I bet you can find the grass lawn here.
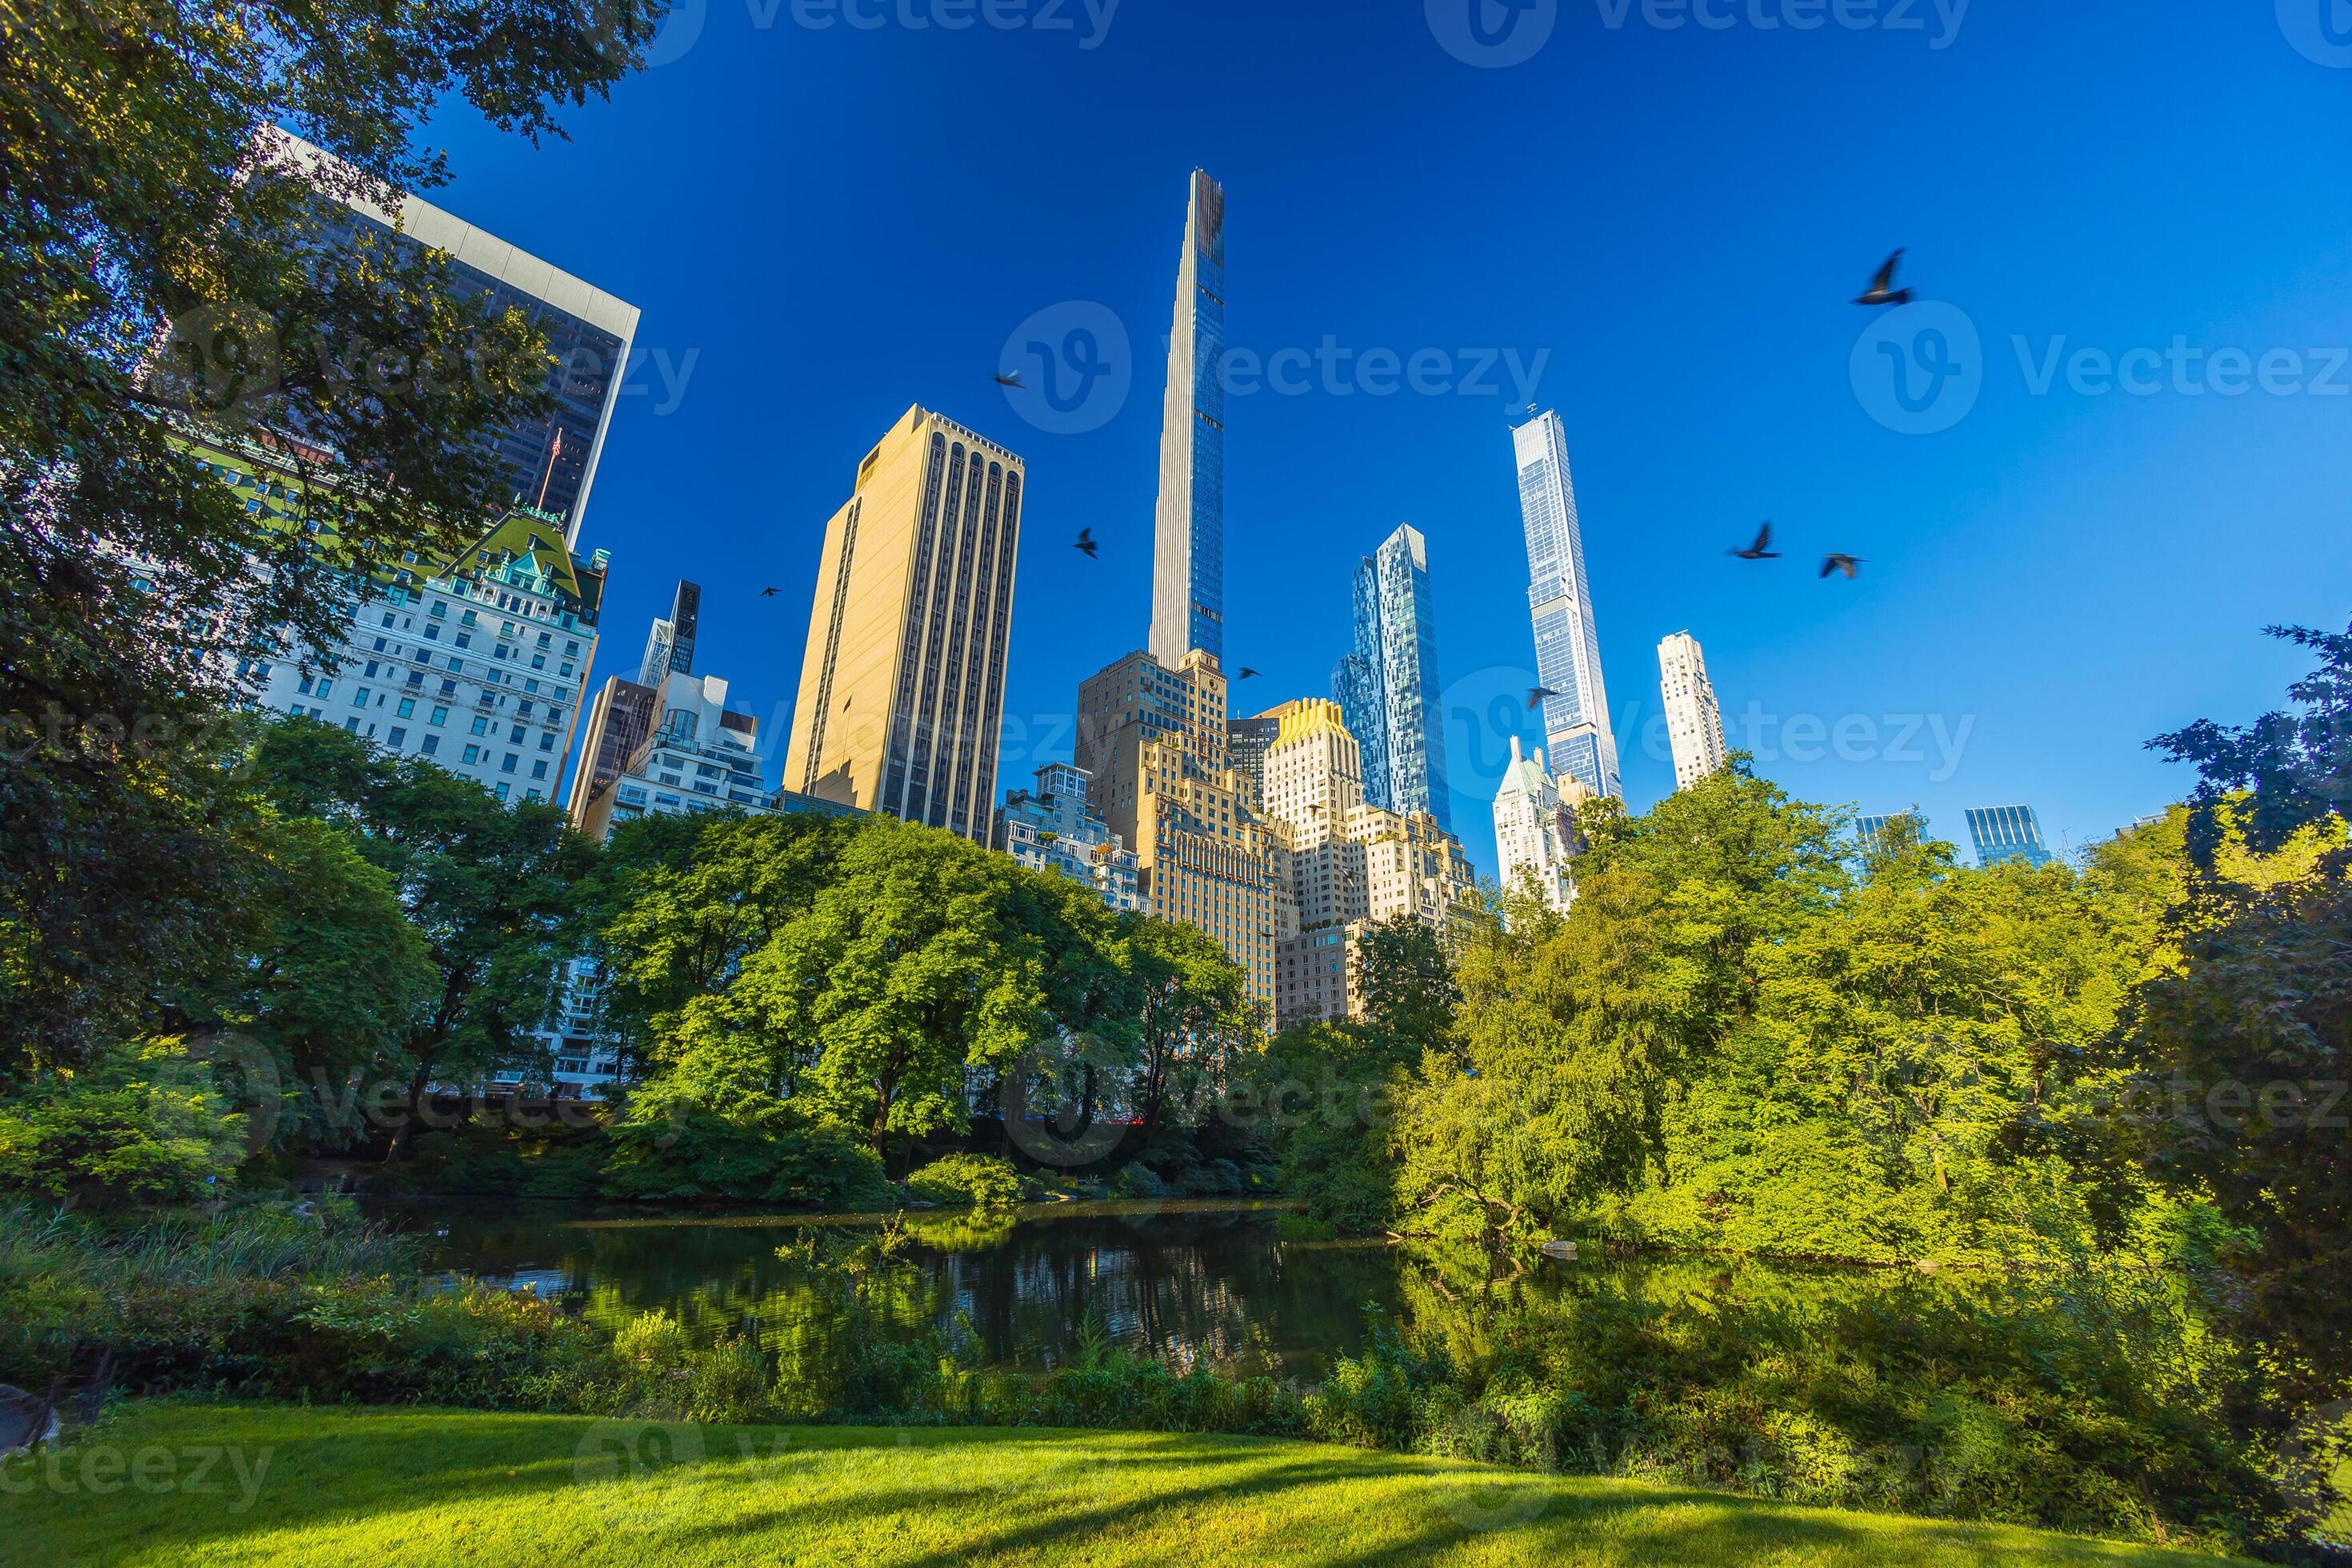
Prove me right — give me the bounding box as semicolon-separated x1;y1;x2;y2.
0;1402;2238;1566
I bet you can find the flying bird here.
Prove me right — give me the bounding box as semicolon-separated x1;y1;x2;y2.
760;586;781;598
1528;686;1559;710
1074;528;1098;558
994;370;1025;389
1729;522;1781;561
1820;554;1866;580
1854;249;1914;308
1237;668;1262;680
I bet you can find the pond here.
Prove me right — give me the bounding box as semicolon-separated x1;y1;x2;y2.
378;1198;1407;1378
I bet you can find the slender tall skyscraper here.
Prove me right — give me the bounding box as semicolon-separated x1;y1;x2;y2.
1658;630;1726;790
1332;524;1451;831
1510;409;1619;800
1966;805;2054;869
1149;170;1227;668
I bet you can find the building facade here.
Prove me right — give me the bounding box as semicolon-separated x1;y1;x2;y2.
1226;710;1282;809
1658;630;1727;791
1074;648;1281;1012
571;667;770;841
1967;805;2054;868
782;406;1023;842
1492;734;1590;918
202;431;604;806
1149;170;1228;670
995;763;1145;914
1510;409;1620;801
1332;524;1452;831
265;131;639;546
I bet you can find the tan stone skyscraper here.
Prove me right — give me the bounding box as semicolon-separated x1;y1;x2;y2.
782;406;1023;842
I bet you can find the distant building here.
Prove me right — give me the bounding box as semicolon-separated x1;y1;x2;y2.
1149;170;1228;670
1226;710;1282;809
1854;814;1897;852
1332;523;1452;831
1967;805;2054;868
1075;648;1282;1011
1277;922;1362;1033
1510;408;1620;800
640;580;702;684
1492;734;1592;918
781;406;1024;842
1657;631;1726;791
570;659;770;842
995;762;1144;914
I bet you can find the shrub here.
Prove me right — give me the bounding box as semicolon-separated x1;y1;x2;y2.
600;1089;888;1209
905;1154;1026;1210
0;1041;247;1208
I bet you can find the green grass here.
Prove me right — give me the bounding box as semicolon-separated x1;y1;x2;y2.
0;1403;2236;1566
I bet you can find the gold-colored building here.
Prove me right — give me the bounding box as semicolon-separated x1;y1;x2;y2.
1074;648;1282;1013
782;406;1024;842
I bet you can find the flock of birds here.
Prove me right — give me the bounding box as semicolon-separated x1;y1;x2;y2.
757;250;1920;709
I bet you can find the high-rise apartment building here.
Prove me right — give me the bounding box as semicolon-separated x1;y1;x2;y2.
1261;700;1371;933
1148;170;1228;670
1658;630;1727;791
263;132;640;545
1510;409;1619;800
1074;648;1281;1011
1332;524;1452;831
570;629;771;842
782;406;1024;842
995;763;1144;914
1226;710;1282;808
1492;734;1593;918
1967;805;2054;868
205;430;604;806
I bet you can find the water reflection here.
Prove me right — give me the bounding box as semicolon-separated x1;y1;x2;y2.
382;1198;1400;1379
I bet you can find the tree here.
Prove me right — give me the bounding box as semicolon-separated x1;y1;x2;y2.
1126;914;1251;1141
248;717;594;1158
1352;916;1459;1068
1;0;662;1065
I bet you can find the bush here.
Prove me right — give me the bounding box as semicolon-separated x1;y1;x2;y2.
1111;1163;1164;1199
905;1154;1026;1210
0;1041;248;1208
599;1089;888;1210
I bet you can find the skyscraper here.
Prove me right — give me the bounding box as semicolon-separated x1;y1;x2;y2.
1510;409;1619;800
1658;631;1727;791
265;131;640;546
782;406;1024;842
1966;805;2054;869
1148;170;1227;670
1074;648;1282;1010
1491;734;1593;919
641;580;702;682
1331;524;1452;831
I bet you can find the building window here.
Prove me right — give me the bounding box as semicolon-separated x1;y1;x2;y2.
539;734;556;752
501;754;518;774
396;698;416;719
455;634;472;650
531;761;549;780
496;783;510;802
421;735;439;757
462;745;481;765
470;717;489;736
430;706;449;726
508;724;526;744
388;727;407;748
352;688;370;707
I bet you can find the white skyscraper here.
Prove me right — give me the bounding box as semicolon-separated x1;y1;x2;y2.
1658;631;1727;791
1491;734;1592;918
1510;410;1620;800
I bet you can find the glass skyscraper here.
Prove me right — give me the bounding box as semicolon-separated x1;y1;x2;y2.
1149;170;1227;668
1332;524;1451;832
272;132;640;546
1966;805;2054;868
1510;409;1620;800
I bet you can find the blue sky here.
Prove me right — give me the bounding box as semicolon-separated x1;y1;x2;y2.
414;0;2350;872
